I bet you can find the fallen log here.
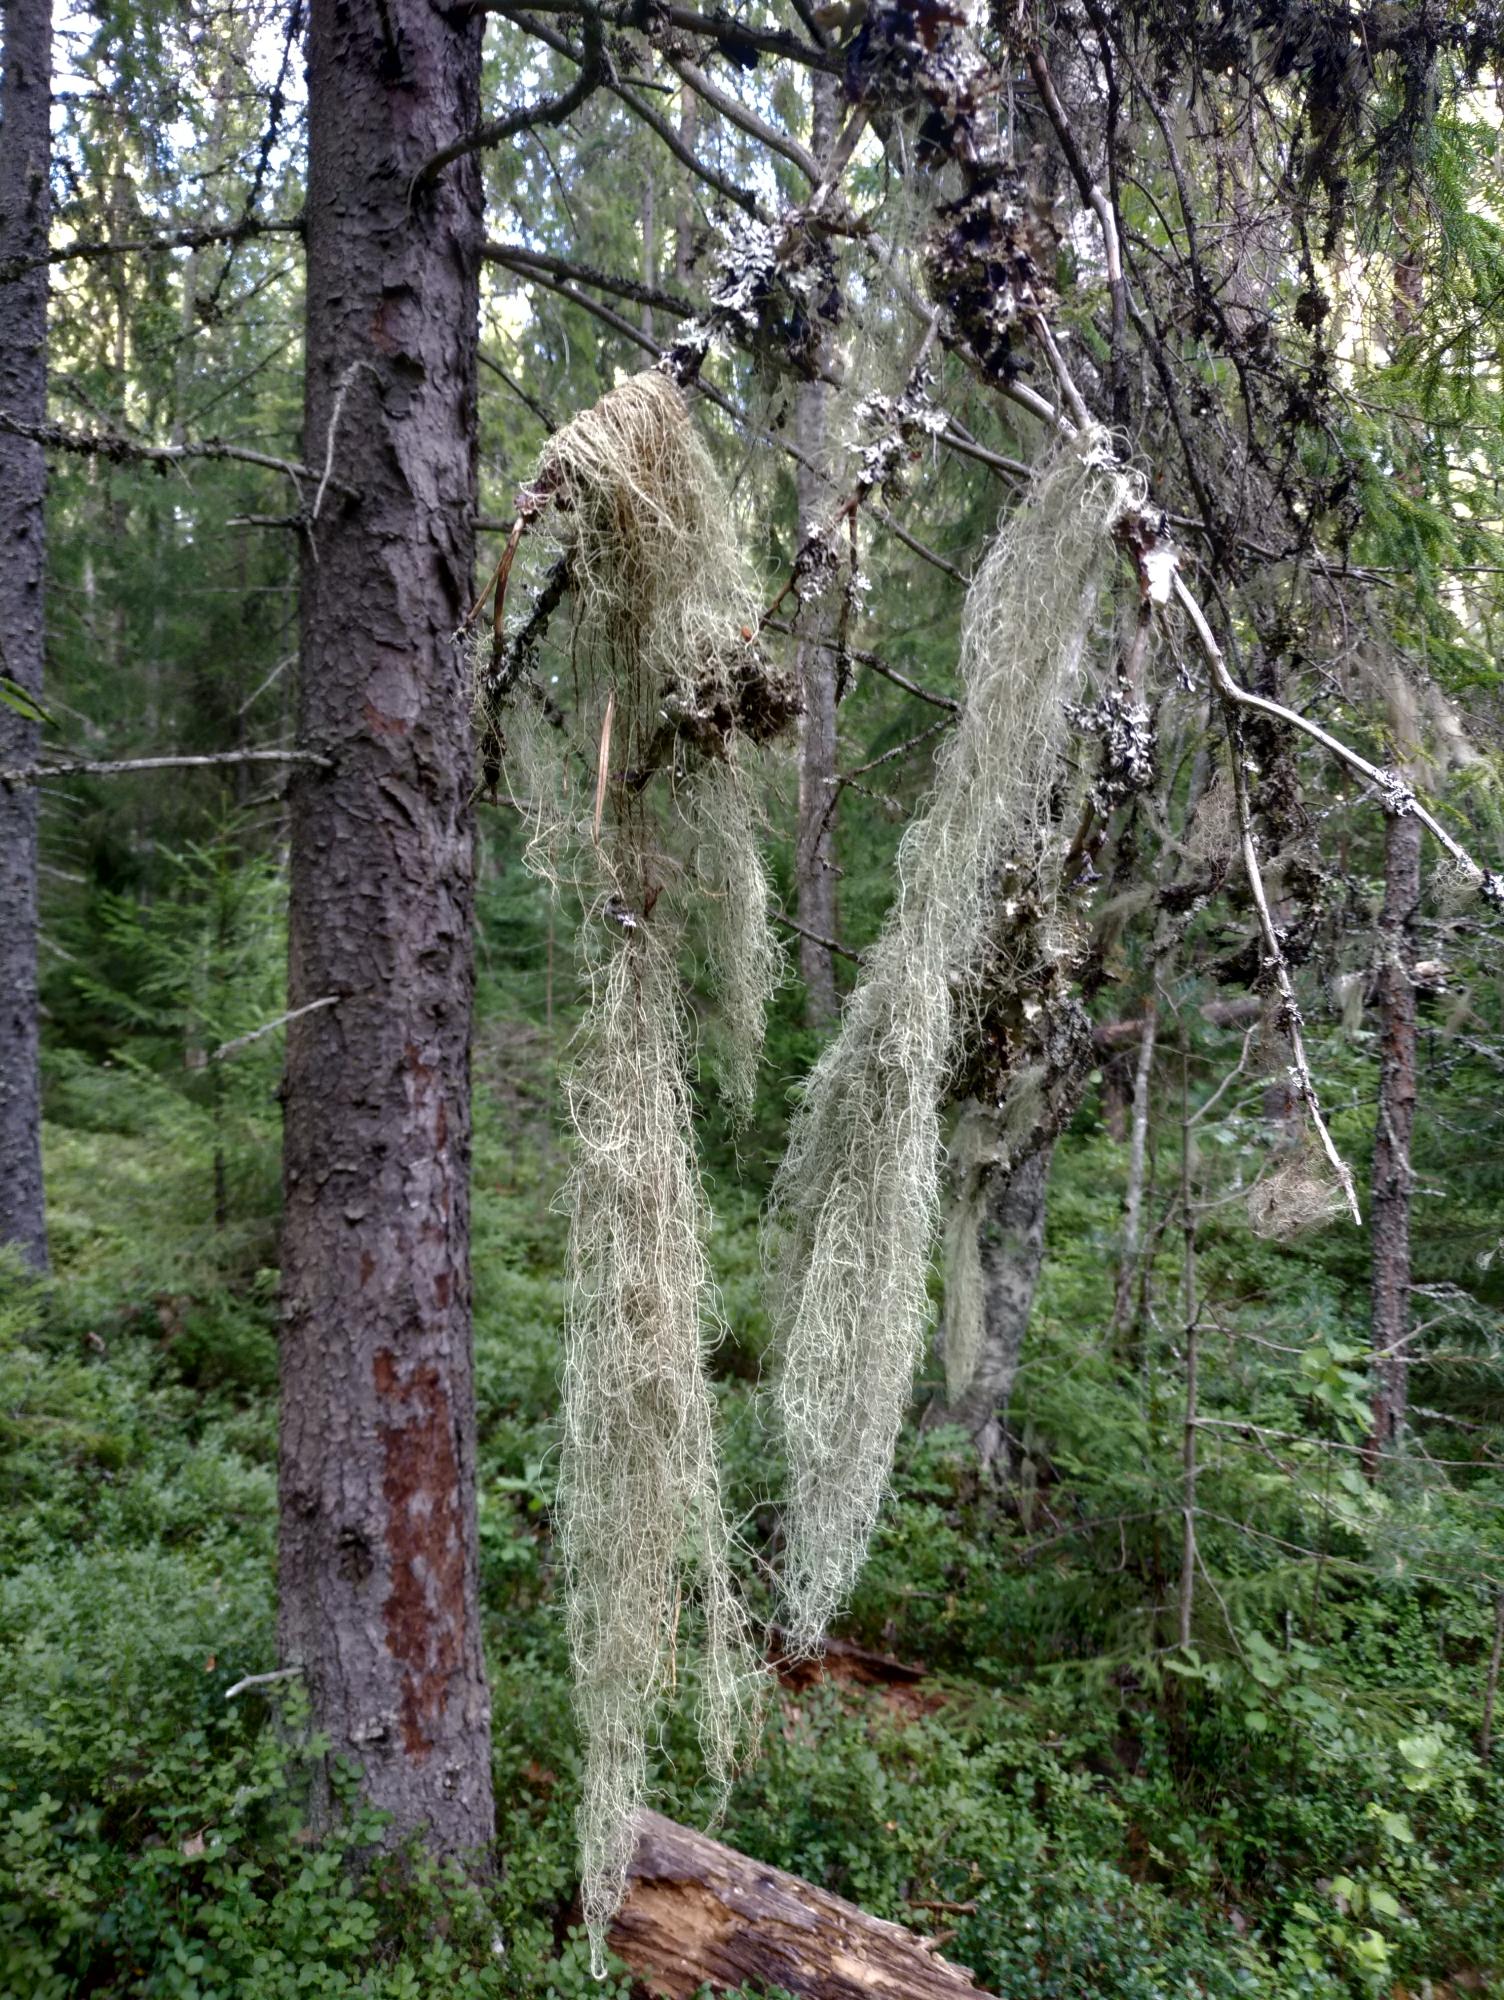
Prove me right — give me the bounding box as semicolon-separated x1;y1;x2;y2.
610;1809;993;2000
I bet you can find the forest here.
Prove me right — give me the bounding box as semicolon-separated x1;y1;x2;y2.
3;0;1504;1995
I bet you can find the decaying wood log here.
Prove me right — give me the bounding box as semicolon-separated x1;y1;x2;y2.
610;1809;993;1999
770;1628;928;1693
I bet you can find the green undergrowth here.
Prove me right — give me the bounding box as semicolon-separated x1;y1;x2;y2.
3;856;1503;1997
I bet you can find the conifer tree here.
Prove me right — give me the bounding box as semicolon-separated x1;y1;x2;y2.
276;0;495;1854
0;0;52;1272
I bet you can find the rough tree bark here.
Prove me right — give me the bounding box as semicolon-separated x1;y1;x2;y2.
0;0;52;1273
278;0;494;1853
932;1141;1051;1472
794;71;842;1026
1369;805;1421;1465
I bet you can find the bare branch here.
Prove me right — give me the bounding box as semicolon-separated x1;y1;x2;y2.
0;214;304;284
224;1666;303;1700
609;70;762;214
0;410;329;500
313;361;376;522
472;0;838;71
990;50;1502;909
1222;700;1362;1223
773;910;862;965
501;255;664;358
412;19;604;191
1;750;330;788
867;503;965;587
1173;577;1501;903
485;240;695;319
211;995;342;1063
495;5;764;212
664;53;818;182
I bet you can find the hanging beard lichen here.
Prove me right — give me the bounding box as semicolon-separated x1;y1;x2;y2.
561;919;763;1963
498;371;797;1119
489;372;795;1970
764;433;1138;1650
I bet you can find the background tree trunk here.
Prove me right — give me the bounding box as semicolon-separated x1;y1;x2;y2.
1110;999;1158;1337
0;0;52;1273
794;71;842;1027
1369;805;1421;1465
932;1143;1051;1472
278;0;494;1854
1368;219;1426;1473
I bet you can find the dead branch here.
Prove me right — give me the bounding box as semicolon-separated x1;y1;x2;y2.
485;240;695;319
412;18;604;191
0;213;304;283
665;51;819;182
0;410;333;500
1;750;330;788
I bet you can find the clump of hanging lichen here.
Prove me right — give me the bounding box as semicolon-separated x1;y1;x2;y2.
1246;1140;1348;1240
560;914;763;1961
496;372;796;1112
487;372;796;1972
764;433;1138;1651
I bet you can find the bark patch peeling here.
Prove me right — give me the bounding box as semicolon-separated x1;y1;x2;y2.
374;1350;466;1758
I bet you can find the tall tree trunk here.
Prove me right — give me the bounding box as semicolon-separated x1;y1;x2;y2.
932;1141;1051;1471
1110;998;1158;1337
1177;1036;1199;1650
278;0;494;1855
0;0;52;1273
794;71;841;1027
1367;218;1426;1474
673;93;696;290
1369;805;1421;1466
640;164;655;342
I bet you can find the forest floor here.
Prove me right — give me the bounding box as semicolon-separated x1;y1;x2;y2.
4;875;1504;2000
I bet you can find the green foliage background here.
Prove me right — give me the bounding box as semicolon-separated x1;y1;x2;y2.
4;824;1504;1998
8;4;1504;1994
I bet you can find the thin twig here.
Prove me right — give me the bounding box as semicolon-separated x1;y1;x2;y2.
224;1665;303;1700
1;749;330;787
313;362;375;522
840;716;953;782
211;995;341;1063
763;621;958;712
772;910;862;965
0;410;327;499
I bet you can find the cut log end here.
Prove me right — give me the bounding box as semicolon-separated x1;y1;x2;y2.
610;1809;993;2000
